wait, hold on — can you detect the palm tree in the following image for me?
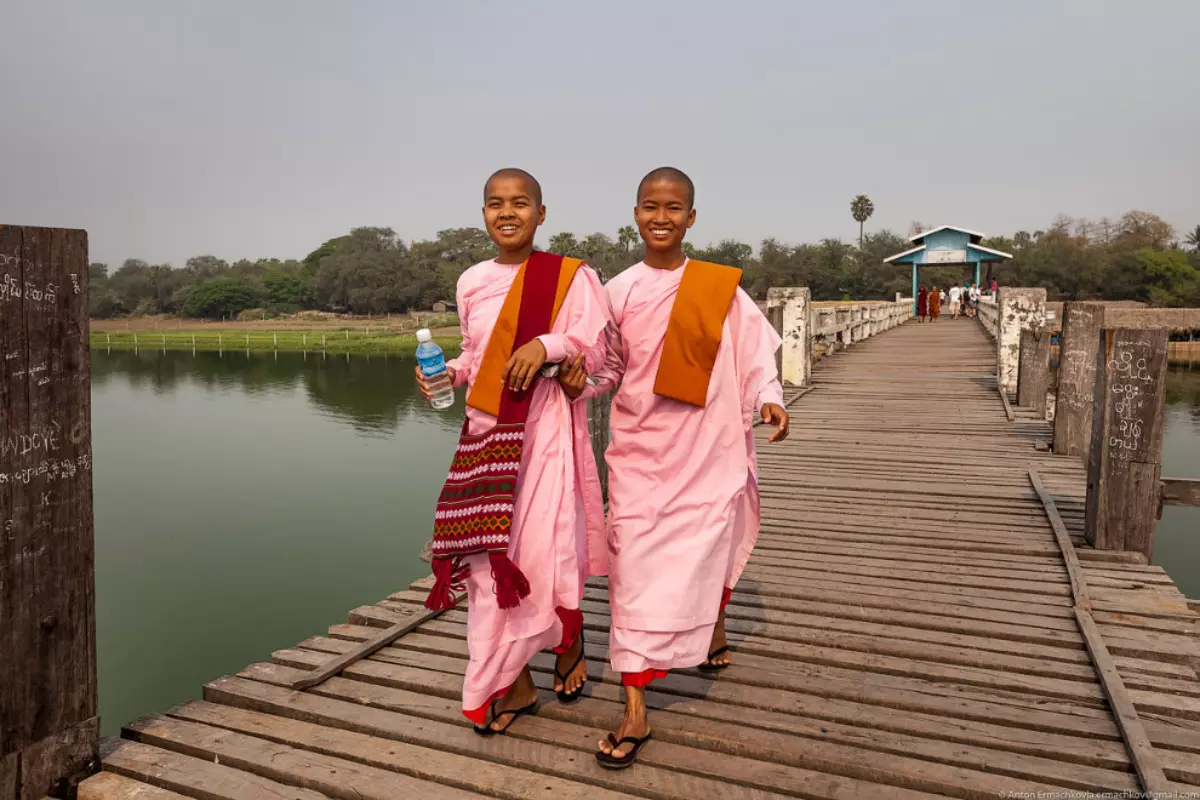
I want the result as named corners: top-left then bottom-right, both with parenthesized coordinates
top-left (1186, 224), bottom-right (1200, 253)
top-left (617, 225), bottom-right (638, 253)
top-left (851, 195), bottom-right (875, 249)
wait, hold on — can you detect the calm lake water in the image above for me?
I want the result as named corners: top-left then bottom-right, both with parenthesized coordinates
top-left (91, 349), bottom-right (462, 735)
top-left (90, 351), bottom-right (1200, 736)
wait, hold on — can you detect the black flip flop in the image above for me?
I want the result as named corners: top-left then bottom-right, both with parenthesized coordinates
top-left (596, 731), bottom-right (652, 770)
top-left (554, 633), bottom-right (587, 704)
top-left (472, 698), bottom-right (539, 737)
top-left (697, 645), bottom-right (730, 673)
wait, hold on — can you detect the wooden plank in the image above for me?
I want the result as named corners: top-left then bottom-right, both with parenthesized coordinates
top-left (100, 738), bottom-right (332, 800)
top-left (122, 714), bottom-right (490, 800)
top-left (301, 634), bottom-right (1146, 772)
top-left (1029, 469), bottom-right (1091, 610)
top-left (167, 700), bottom-right (636, 800)
top-left (205, 675), bottom-right (933, 800)
top-left (0, 225), bottom-right (97, 794)
top-left (77, 771), bottom-right (189, 800)
top-left (1075, 608), bottom-right (1173, 797)
top-left (1162, 477), bottom-right (1200, 508)
top-left (290, 594), bottom-right (461, 690)
top-left (1084, 328), bottom-right (1170, 559)
top-left (280, 637), bottom-right (1126, 741)
top-left (998, 384), bottom-right (1015, 421)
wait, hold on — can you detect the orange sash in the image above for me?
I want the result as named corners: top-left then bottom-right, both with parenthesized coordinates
top-left (653, 260), bottom-right (743, 407)
top-left (467, 255), bottom-right (583, 416)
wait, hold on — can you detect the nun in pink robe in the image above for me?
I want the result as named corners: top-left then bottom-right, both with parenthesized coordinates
top-left (582, 260), bottom-right (783, 684)
top-left (444, 258), bottom-right (608, 721)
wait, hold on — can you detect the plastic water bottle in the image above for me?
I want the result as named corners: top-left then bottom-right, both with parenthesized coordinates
top-left (415, 329), bottom-right (455, 410)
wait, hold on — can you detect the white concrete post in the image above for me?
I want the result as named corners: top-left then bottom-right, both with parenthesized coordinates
top-left (997, 287), bottom-right (1047, 396)
top-left (767, 287), bottom-right (811, 387)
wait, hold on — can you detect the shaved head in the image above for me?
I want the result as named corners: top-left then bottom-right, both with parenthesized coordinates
top-left (637, 166), bottom-right (694, 208)
top-left (484, 167), bottom-right (542, 206)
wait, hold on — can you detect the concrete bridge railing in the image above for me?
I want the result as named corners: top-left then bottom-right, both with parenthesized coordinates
top-left (976, 290), bottom-right (1048, 397)
top-left (767, 289), bottom-right (911, 387)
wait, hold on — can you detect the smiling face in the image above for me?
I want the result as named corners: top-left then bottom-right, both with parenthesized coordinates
top-left (482, 174), bottom-right (544, 257)
top-left (634, 178), bottom-right (695, 257)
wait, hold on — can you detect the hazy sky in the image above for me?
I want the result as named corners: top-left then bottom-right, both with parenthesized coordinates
top-left (2, 1), bottom-right (1197, 268)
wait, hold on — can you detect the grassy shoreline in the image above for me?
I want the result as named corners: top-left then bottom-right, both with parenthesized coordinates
top-left (90, 329), bottom-right (463, 356)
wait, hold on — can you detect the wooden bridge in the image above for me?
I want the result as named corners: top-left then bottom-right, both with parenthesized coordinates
top-left (4, 227), bottom-right (1199, 800)
top-left (78, 315), bottom-right (1200, 799)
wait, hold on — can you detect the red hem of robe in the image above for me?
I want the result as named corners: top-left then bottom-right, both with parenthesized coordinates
top-left (463, 686), bottom-right (509, 724)
top-left (622, 668), bottom-right (670, 687)
top-left (720, 586), bottom-right (733, 611)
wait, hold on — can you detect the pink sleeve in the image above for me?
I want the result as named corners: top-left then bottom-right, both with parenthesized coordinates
top-left (730, 288), bottom-right (784, 413)
top-left (536, 265), bottom-right (608, 372)
top-left (579, 322), bottom-right (623, 400)
top-left (578, 280), bottom-right (623, 400)
top-left (444, 281), bottom-right (473, 388)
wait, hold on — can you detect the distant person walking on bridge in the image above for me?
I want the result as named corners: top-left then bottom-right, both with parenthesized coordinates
top-left (929, 286), bottom-right (941, 321)
top-left (917, 285), bottom-right (929, 322)
top-left (417, 168), bottom-right (608, 734)
top-left (582, 167), bottom-right (788, 768)
top-left (948, 284), bottom-right (962, 319)
top-left (967, 282), bottom-right (981, 318)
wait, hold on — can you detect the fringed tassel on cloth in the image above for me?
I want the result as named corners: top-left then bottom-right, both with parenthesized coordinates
top-left (553, 606), bottom-right (584, 654)
top-left (488, 551), bottom-right (531, 609)
top-left (425, 556), bottom-right (470, 611)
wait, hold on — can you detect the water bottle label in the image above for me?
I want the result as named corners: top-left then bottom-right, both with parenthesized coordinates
top-left (417, 352), bottom-right (446, 376)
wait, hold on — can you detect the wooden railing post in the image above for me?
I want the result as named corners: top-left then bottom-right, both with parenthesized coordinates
top-left (1083, 328), bottom-right (1169, 558)
top-left (1017, 326), bottom-right (1051, 417)
top-left (996, 288), bottom-right (1046, 396)
top-left (766, 287), bottom-right (811, 387)
top-left (0, 225), bottom-right (98, 798)
top-left (1053, 302), bottom-right (1106, 459)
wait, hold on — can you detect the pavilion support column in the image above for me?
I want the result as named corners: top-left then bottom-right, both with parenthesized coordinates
top-left (996, 287), bottom-right (1046, 396)
top-left (911, 264), bottom-right (918, 316)
top-left (767, 287), bottom-right (811, 387)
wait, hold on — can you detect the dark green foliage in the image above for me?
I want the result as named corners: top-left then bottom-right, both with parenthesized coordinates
top-left (91, 210), bottom-right (1200, 320)
top-left (181, 278), bottom-right (263, 319)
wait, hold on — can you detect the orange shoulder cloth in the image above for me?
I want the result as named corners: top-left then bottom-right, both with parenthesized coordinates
top-left (652, 259), bottom-right (743, 408)
top-left (467, 254), bottom-right (583, 416)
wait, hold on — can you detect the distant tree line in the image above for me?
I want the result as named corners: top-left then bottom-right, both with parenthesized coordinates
top-left (88, 210), bottom-right (1200, 320)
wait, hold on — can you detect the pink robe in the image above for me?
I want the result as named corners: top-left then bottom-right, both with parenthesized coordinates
top-left (444, 258), bottom-right (608, 719)
top-left (585, 260), bottom-right (783, 679)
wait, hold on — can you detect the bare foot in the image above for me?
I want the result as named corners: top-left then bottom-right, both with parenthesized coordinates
top-left (703, 605), bottom-right (732, 669)
top-left (487, 667), bottom-right (538, 733)
top-left (553, 633), bottom-right (587, 697)
top-left (598, 686), bottom-right (651, 759)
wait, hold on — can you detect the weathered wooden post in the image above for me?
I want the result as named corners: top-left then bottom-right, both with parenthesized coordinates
top-left (766, 287), bottom-right (811, 387)
top-left (1083, 328), bottom-right (1169, 558)
top-left (1053, 302), bottom-right (1105, 459)
top-left (0, 226), bottom-right (97, 798)
top-left (1017, 326), bottom-right (1051, 417)
top-left (996, 288), bottom-right (1046, 396)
